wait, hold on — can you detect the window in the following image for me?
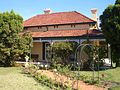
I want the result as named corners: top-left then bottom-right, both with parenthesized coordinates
top-left (71, 24), bottom-right (75, 27)
top-left (24, 27), bottom-right (28, 30)
top-left (38, 26), bottom-right (42, 29)
top-left (33, 38), bottom-right (39, 40)
top-left (54, 25), bottom-right (58, 28)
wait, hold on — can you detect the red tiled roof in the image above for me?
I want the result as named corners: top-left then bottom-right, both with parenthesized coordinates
top-left (28, 29), bottom-right (103, 38)
top-left (24, 11), bottom-right (95, 27)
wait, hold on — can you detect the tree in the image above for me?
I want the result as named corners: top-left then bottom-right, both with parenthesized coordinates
top-left (18, 33), bottom-right (33, 60)
top-left (100, 0), bottom-right (120, 67)
top-left (0, 10), bottom-right (32, 66)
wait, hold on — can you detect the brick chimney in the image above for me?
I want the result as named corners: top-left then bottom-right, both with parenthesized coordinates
top-left (91, 8), bottom-right (98, 21)
top-left (44, 8), bottom-right (52, 14)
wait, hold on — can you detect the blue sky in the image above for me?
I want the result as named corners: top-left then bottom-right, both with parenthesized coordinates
top-left (0, 0), bottom-right (116, 20)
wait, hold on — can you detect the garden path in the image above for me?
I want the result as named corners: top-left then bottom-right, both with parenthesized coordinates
top-left (38, 70), bottom-right (107, 90)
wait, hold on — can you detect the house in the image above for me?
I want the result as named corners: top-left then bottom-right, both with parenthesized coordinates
top-left (23, 9), bottom-right (107, 62)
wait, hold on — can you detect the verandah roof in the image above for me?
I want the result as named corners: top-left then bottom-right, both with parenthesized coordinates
top-left (29, 29), bottom-right (103, 38)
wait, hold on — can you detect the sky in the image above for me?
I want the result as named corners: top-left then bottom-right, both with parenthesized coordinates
top-left (0, 0), bottom-right (116, 20)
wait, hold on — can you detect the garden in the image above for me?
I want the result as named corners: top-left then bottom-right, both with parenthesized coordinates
top-left (0, 66), bottom-right (120, 90)
top-left (20, 42), bottom-right (120, 90)
top-left (21, 61), bottom-right (120, 90)
top-left (0, 0), bottom-right (120, 90)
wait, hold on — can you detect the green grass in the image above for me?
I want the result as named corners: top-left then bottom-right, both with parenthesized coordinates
top-left (108, 86), bottom-right (120, 90)
top-left (0, 67), bottom-right (19, 75)
top-left (101, 67), bottom-right (120, 82)
top-left (0, 67), bottom-right (50, 90)
top-left (75, 67), bottom-right (120, 83)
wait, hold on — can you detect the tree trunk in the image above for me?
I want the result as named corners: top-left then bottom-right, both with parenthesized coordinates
top-left (111, 60), bottom-right (113, 67)
top-left (111, 48), bottom-right (113, 67)
top-left (116, 60), bottom-right (120, 67)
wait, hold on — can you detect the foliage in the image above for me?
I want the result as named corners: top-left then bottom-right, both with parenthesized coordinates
top-left (37, 74), bottom-right (73, 90)
top-left (56, 64), bottom-right (72, 75)
top-left (18, 32), bottom-right (33, 60)
top-left (100, 0), bottom-right (120, 67)
top-left (115, 0), bottom-right (120, 4)
top-left (0, 10), bottom-right (32, 66)
top-left (52, 42), bottom-right (78, 65)
top-left (53, 64), bottom-right (99, 85)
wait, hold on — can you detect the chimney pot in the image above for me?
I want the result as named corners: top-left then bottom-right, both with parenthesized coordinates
top-left (91, 8), bottom-right (98, 21)
top-left (44, 8), bottom-right (52, 14)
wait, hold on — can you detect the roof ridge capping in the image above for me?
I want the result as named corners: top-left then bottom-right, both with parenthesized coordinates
top-left (24, 11), bottom-right (94, 20)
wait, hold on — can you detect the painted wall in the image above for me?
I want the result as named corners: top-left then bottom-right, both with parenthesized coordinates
top-left (31, 42), bottom-right (43, 61)
top-left (24, 24), bottom-right (91, 32)
top-left (48, 24), bottom-right (90, 30)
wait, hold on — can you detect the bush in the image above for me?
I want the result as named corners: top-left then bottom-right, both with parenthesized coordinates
top-left (52, 42), bottom-right (78, 65)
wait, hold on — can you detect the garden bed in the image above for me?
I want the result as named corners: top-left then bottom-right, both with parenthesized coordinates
top-left (24, 64), bottom-right (106, 90)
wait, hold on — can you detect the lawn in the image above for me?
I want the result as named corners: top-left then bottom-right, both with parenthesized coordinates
top-left (79, 67), bottom-right (120, 83)
top-left (0, 67), bottom-right (50, 90)
top-left (101, 67), bottom-right (120, 82)
top-left (108, 86), bottom-right (120, 90)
